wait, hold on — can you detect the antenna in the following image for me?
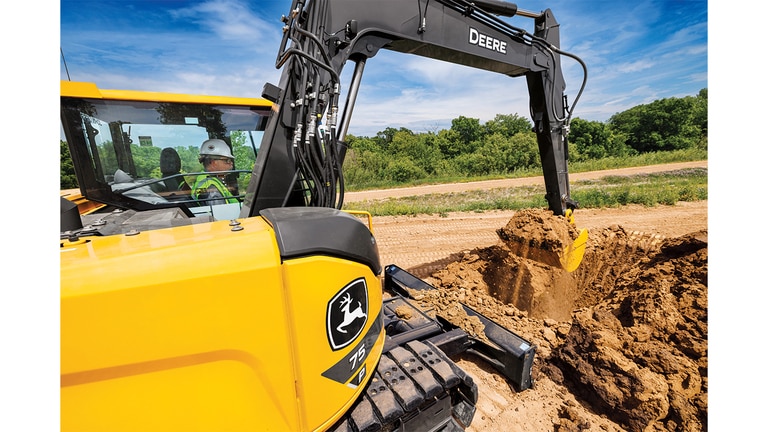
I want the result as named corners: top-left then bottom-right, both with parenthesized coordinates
top-left (61, 47), bottom-right (71, 81)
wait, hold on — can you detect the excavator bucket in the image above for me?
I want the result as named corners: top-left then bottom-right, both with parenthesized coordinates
top-left (496, 208), bottom-right (589, 272)
top-left (561, 227), bottom-right (589, 272)
top-left (561, 209), bottom-right (588, 272)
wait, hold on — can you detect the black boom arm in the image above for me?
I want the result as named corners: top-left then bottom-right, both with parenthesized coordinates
top-left (240, 0), bottom-right (587, 217)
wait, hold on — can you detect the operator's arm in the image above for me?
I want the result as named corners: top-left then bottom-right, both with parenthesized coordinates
top-left (200, 184), bottom-right (228, 206)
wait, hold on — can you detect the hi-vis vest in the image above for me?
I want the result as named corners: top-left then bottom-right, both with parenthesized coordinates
top-left (191, 174), bottom-right (239, 204)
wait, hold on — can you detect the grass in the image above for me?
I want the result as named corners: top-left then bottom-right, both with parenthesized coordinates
top-left (342, 167), bottom-right (707, 217)
top-left (572, 168), bottom-right (707, 207)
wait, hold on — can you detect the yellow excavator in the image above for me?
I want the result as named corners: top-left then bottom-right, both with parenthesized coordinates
top-left (60, 1), bottom-right (587, 430)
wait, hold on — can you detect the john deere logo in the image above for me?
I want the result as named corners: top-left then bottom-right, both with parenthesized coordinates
top-left (327, 278), bottom-right (368, 351)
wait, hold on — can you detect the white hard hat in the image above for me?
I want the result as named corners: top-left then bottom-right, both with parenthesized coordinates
top-left (199, 139), bottom-right (234, 159)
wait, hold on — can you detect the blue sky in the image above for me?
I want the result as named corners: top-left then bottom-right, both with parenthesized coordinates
top-left (58, 0), bottom-right (708, 137)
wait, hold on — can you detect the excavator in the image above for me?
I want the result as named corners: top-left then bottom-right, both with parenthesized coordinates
top-left (60, 0), bottom-right (588, 430)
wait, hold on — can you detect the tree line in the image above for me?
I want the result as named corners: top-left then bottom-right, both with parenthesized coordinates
top-left (61, 89), bottom-right (707, 190)
top-left (342, 89), bottom-right (707, 188)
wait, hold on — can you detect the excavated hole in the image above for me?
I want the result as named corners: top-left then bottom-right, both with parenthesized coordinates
top-left (421, 208), bottom-right (665, 321)
top-left (408, 207), bottom-right (708, 432)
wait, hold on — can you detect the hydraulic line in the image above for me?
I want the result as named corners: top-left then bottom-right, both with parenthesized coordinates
top-left (552, 46), bottom-right (587, 124)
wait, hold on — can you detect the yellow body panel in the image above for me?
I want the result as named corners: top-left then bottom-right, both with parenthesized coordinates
top-left (60, 80), bottom-right (272, 106)
top-left (61, 216), bottom-right (382, 431)
top-left (281, 257), bottom-right (384, 431)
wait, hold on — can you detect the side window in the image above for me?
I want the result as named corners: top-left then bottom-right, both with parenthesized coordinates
top-left (62, 96), bottom-right (272, 213)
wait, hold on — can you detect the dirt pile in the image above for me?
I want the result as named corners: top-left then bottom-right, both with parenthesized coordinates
top-left (413, 208), bottom-right (708, 431)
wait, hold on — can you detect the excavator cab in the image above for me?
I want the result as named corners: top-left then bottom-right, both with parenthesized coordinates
top-left (60, 81), bottom-right (272, 226)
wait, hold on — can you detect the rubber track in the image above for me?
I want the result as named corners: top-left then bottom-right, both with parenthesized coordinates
top-left (328, 340), bottom-right (478, 432)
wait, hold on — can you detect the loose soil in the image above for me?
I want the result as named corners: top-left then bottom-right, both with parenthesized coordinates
top-left (363, 162), bottom-right (708, 432)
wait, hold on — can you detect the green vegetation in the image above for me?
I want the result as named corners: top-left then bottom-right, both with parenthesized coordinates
top-left (573, 168), bottom-right (707, 207)
top-left (61, 140), bottom-right (77, 189)
top-left (342, 89), bottom-right (707, 192)
top-left (343, 168), bottom-right (706, 216)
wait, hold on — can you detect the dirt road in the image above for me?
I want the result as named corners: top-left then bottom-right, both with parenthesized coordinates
top-left (360, 161), bottom-right (708, 432)
top-left (345, 160), bottom-right (707, 203)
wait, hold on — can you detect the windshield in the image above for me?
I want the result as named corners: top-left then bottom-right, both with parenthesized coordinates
top-left (61, 95), bottom-right (271, 217)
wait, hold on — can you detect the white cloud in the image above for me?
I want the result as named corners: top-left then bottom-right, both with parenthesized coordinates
top-left (616, 60), bottom-right (655, 74)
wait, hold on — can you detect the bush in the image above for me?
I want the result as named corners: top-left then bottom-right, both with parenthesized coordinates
top-left (61, 140), bottom-right (78, 189)
top-left (385, 159), bottom-right (427, 182)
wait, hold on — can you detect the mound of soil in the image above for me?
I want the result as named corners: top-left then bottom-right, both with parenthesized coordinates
top-left (412, 208), bottom-right (707, 431)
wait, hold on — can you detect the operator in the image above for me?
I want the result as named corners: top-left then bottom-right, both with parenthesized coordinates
top-left (191, 138), bottom-right (239, 205)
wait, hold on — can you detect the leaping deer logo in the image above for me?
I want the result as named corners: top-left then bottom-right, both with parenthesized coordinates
top-left (337, 292), bottom-right (367, 334)
top-left (327, 278), bottom-right (369, 351)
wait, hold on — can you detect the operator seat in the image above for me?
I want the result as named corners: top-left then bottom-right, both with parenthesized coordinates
top-left (160, 147), bottom-right (184, 191)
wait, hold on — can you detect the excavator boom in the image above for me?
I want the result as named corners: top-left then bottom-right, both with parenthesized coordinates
top-left (241, 0), bottom-right (586, 218)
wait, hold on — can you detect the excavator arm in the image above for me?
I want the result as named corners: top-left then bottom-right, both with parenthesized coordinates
top-left (241, 0), bottom-right (587, 218)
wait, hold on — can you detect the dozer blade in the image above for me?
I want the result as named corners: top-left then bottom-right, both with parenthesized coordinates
top-left (560, 228), bottom-right (588, 272)
top-left (384, 265), bottom-right (536, 391)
